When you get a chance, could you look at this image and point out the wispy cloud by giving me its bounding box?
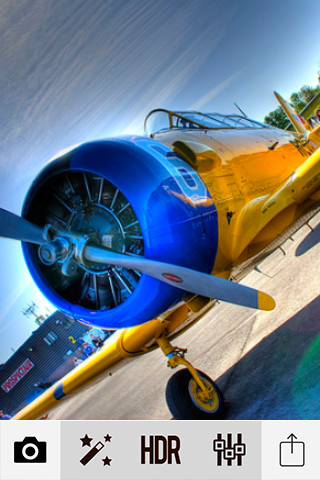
[0,0,239,359]
[190,67,246,111]
[0,1,236,181]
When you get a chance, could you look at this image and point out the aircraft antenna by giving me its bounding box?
[234,103,248,118]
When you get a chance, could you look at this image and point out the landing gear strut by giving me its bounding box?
[156,334,226,420]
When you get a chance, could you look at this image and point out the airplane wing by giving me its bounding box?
[275,91,320,134]
[299,92,320,122]
[12,317,168,420]
[274,91,311,134]
[244,93,320,225]
[269,93,320,209]
[12,300,210,420]
[12,331,126,419]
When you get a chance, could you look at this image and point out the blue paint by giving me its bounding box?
[54,384,66,400]
[22,136,218,329]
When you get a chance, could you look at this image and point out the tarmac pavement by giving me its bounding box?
[51,212,320,420]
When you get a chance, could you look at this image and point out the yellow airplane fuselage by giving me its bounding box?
[14,122,320,419]
[154,127,318,277]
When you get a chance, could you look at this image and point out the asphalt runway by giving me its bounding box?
[51,212,320,420]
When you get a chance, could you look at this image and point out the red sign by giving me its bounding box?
[1,359,35,393]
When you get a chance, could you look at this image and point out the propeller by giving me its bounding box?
[0,208,44,244]
[85,244,275,311]
[0,207,275,312]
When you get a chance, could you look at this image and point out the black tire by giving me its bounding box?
[165,368,225,420]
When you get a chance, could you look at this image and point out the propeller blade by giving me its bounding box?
[0,208,44,245]
[84,244,275,311]
[0,209,275,311]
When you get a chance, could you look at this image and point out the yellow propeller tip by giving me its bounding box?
[258,291,276,311]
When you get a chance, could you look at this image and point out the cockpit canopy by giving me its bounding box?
[144,109,268,135]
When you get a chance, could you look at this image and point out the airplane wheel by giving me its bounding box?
[165,368,225,420]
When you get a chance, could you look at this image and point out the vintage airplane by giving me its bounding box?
[2,91,320,420]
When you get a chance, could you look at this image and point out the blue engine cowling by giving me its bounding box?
[22,135,218,329]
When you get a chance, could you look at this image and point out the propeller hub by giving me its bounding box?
[24,170,144,312]
[38,238,70,265]
[69,203,126,256]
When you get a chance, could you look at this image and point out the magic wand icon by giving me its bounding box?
[80,441,104,466]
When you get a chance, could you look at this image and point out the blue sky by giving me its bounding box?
[0,0,319,363]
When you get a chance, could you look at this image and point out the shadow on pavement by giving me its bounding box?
[295,223,320,257]
[218,295,320,419]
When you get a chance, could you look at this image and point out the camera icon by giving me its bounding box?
[14,437,47,463]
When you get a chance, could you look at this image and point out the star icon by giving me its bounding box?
[80,434,93,447]
[102,455,112,466]
[104,434,112,442]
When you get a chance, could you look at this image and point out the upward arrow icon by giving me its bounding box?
[279,433,305,467]
[287,434,297,454]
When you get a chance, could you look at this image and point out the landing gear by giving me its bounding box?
[166,368,224,420]
[156,334,226,420]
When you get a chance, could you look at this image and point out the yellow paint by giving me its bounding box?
[156,334,213,402]
[258,291,276,311]
[13,308,190,419]
[308,123,320,146]
[117,319,165,355]
[156,121,320,274]
[14,110,320,420]
[189,377,219,412]
[186,295,211,313]
[274,91,310,133]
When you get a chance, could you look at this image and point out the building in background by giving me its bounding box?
[0,311,91,415]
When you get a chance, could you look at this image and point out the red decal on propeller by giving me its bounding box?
[162,273,183,283]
